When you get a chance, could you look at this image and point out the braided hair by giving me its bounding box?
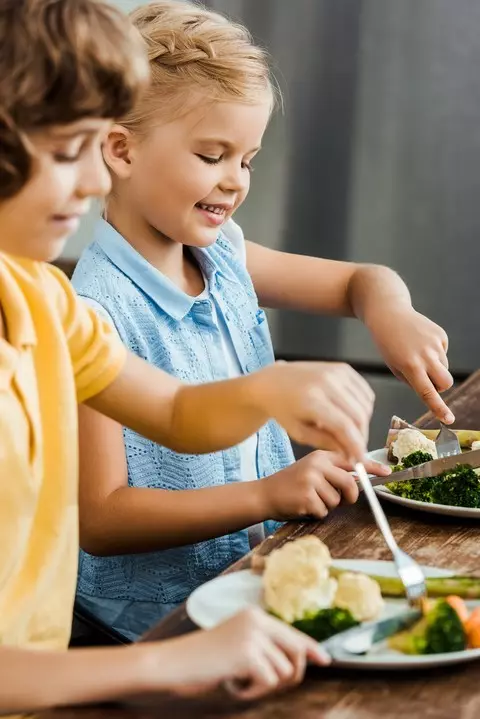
[121,0,278,131]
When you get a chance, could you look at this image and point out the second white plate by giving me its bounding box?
[368,448,480,519]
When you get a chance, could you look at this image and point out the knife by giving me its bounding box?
[320,609,421,657]
[366,448,480,488]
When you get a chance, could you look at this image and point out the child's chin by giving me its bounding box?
[190,230,219,248]
[37,237,68,263]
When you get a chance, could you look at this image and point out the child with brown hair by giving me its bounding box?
[72,0,452,640]
[0,0,386,710]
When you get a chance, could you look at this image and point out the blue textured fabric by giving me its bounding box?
[72,219,294,635]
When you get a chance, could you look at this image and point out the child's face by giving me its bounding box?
[120,98,271,248]
[0,118,112,262]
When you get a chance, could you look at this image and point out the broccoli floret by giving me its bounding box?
[387,463,480,507]
[389,599,466,655]
[292,607,359,642]
[386,476,437,503]
[388,452,435,500]
[387,459,436,501]
[402,451,434,468]
[391,451,434,473]
[387,449,480,507]
[430,465,480,508]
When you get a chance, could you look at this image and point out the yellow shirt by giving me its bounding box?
[0,254,126,650]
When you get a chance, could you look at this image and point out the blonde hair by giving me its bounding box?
[123,0,277,130]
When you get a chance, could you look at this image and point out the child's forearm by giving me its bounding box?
[90,352,372,460]
[246,242,412,321]
[168,371,271,453]
[347,264,412,324]
[89,353,273,455]
[81,480,270,556]
[0,613,328,712]
[0,643,169,713]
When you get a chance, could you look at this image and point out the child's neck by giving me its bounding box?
[106,201,205,297]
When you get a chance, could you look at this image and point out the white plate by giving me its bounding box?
[368,448,480,519]
[186,560,480,669]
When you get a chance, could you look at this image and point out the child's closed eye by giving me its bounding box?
[196,154,254,172]
[54,152,82,163]
[197,154,221,165]
[52,133,99,164]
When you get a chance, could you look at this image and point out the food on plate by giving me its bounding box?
[255,544,480,599]
[262,536,337,623]
[259,537,480,654]
[334,572,384,622]
[262,537,382,638]
[465,607,480,649]
[331,568,480,600]
[391,428,437,464]
[380,419,480,507]
[388,597,467,655]
[446,595,470,624]
[291,607,358,642]
[386,451,480,508]
[393,450,434,470]
[386,416,480,463]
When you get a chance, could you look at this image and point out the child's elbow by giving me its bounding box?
[79,535,111,557]
[79,518,115,557]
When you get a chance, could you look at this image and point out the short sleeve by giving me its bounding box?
[45,265,127,403]
[221,218,247,265]
[81,297,119,333]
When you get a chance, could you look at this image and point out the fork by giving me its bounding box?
[355,463,427,607]
[435,422,461,458]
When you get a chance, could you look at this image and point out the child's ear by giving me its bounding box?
[102,124,135,179]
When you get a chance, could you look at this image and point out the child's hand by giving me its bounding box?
[366,306,454,424]
[152,607,329,700]
[255,361,374,461]
[258,450,391,520]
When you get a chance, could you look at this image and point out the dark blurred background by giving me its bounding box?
[72,0,480,448]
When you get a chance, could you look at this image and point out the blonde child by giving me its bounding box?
[72,0,452,641]
[0,0,390,710]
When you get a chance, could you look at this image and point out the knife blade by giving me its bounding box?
[320,609,422,657]
[367,448,480,488]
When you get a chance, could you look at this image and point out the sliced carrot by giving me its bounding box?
[465,607,480,645]
[466,606,480,627]
[466,621,480,649]
[446,595,470,625]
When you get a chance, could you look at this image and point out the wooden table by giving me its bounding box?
[46,372,480,719]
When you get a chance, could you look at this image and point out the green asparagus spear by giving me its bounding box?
[330,566,480,599]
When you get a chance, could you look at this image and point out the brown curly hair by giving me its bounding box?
[0,0,150,199]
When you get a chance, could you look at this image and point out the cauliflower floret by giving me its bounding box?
[334,572,384,622]
[392,429,437,464]
[265,536,332,572]
[263,537,336,623]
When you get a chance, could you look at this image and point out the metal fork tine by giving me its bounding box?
[435,423,461,458]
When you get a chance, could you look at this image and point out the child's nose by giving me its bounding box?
[220,165,249,194]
